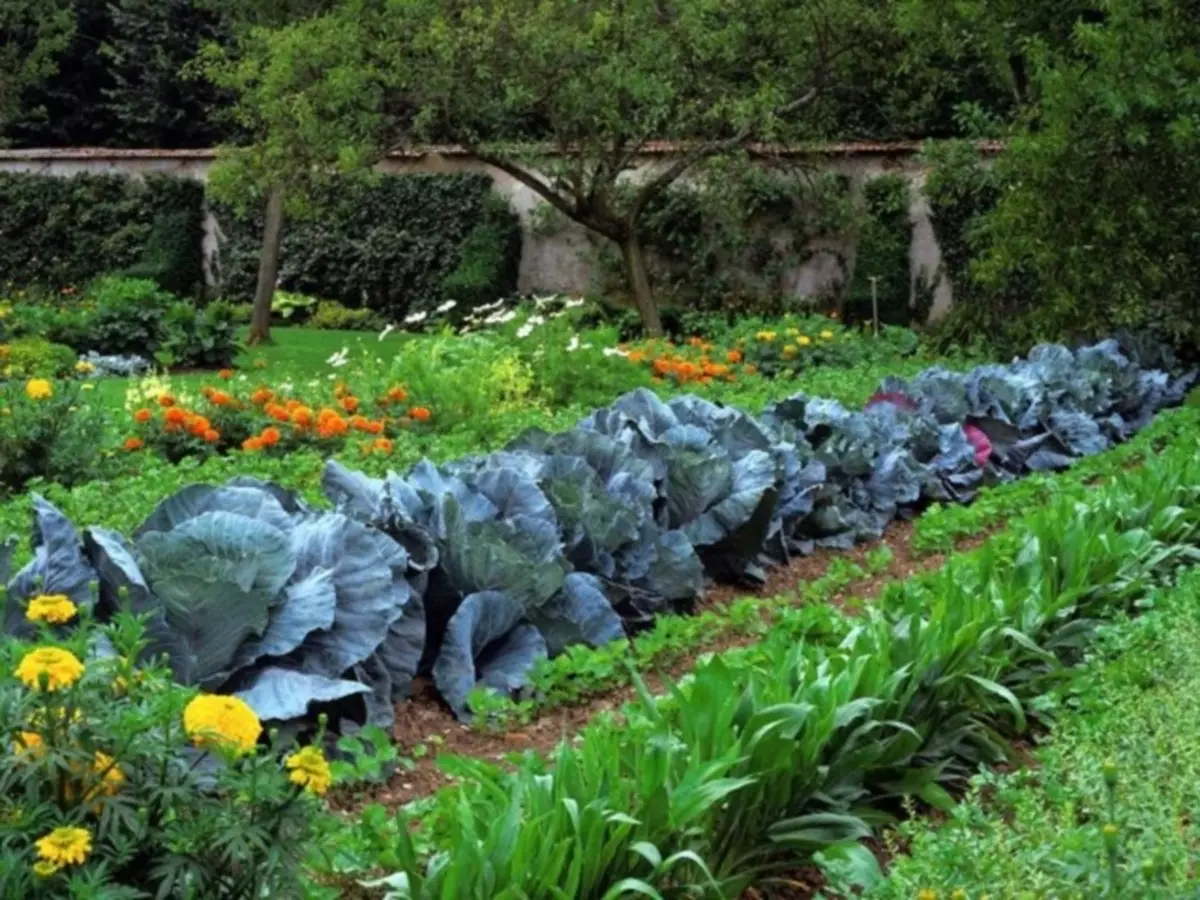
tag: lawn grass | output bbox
[88,327,409,410]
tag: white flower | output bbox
[564,297,585,309]
[485,310,518,325]
[327,347,350,368]
[516,324,534,339]
[533,294,558,308]
[404,311,428,324]
[279,381,295,393]
[378,324,396,341]
[435,300,458,314]
[477,298,506,312]
[566,335,581,352]
[603,347,629,358]
[527,315,546,326]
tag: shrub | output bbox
[440,195,523,311]
[308,299,383,331]
[214,174,522,321]
[0,173,205,294]
[85,276,178,357]
[0,611,331,899]
[0,339,78,379]
[156,299,240,370]
[0,379,110,495]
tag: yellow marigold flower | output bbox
[754,330,777,342]
[917,891,938,900]
[951,891,967,900]
[25,378,53,401]
[12,731,43,757]
[88,752,126,799]
[285,745,333,795]
[183,694,262,755]
[35,826,91,868]
[15,647,85,691]
[32,860,60,878]
[25,594,78,625]
[820,329,835,340]
[797,335,812,347]
[781,345,798,360]
[74,360,96,374]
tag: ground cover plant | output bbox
[309,426,1200,898]
[868,568,1200,899]
[1,339,1191,736]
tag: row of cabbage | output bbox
[1,340,1194,729]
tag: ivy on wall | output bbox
[567,157,864,316]
[0,171,205,293]
[843,174,929,327]
[212,174,521,319]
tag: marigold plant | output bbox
[0,608,336,898]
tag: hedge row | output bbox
[0,172,205,295]
[0,172,522,317]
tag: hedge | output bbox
[0,172,205,295]
[212,174,522,320]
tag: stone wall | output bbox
[0,142,1002,317]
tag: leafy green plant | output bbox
[270,290,318,322]
[307,299,383,331]
[0,378,111,496]
[0,338,77,379]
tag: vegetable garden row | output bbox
[2,339,1193,732]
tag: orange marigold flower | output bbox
[242,436,264,452]
[210,391,232,407]
[350,415,370,431]
[409,406,432,423]
[386,386,408,403]
[364,420,384,435]
[285,399,302,412]
[251,388,274,406]
[260,427,281,447]
[290,407,314,427]
[266,403,290,423]
[652,358,675,376]
[123,437,144,451]
[164,407,188,426]
[158,394,175,408]
[203,429,220,444]
[133,408,152,424]
[218,369,234,380]
[726,349,743,364]
[339,396,359,413]
[627,350,647,364]
[201,386,216,400]
[373,438,394,454]
[189,415,211,437]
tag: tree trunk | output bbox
[248,184,285,346]
[620,233,663,337]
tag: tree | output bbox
[977,0,1200,350]
[200,0,335,344]
[0,0,74,142]
[100,0,229,148]
[208,0,874,335]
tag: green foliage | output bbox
[122,207,207,296]
[270,289,318,322]
[0,0,75,139]
[307,300,382,331]
[844,175,925,327]
[0,338,77,379]
[580,161,860,315]
[869,569,1200,899]
[979,0,1200,354]
[0,613,332,898]
[1,277,239,370]
[0,378,111,497]
[440,195,523,311]
[213,174,521,320]
[0,173,206,294]
[99,0,227,148]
